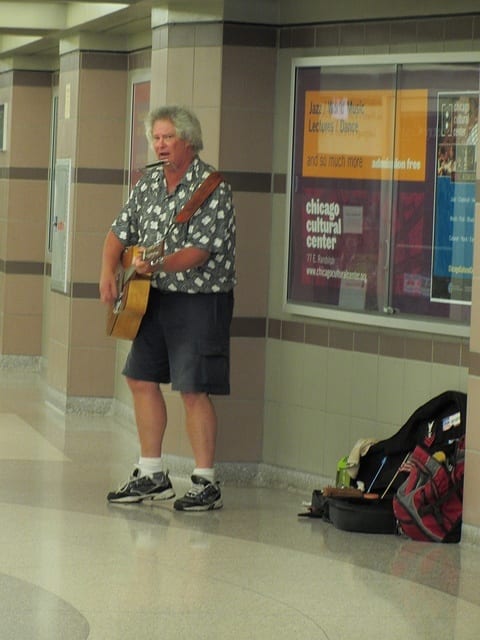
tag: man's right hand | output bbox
[99,231,125,305]
[99,271,118,305]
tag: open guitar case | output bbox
[327,496,399,534]
[308,489,398,534]
[305,391,467,535]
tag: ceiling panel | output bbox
[0,0,152,59]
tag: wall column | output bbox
[149,12,277,465]
[0,65,52,362]
[45,42,128,409]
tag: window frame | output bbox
[284,52,480,338]
[0,103,7,151]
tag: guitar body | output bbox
[106,246,152,340]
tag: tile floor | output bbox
[1,368,480,639]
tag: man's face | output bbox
[151,119,193,170]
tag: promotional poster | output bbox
[287,63,478,320]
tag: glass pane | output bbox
[287,64,397,313]
[390,64,479,324]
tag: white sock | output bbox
[138,457,163,477]
[193,467,215,483]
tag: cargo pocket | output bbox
[198,339,229,387]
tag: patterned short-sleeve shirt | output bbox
[111,156,236,293]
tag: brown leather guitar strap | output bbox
[174,171,224,224]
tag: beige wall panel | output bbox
[46,339,69,393]
[5,275,43,314]
[471,274,480,305]
[41,274,51,357]
[431,363,466,398]
[263,399,281,464]
[0,220,7,257]
[325,348,354,414]
[56,68,80,161]
[10,86,51,167]
[7,180,48,223]
[272,400,312,470]
[113,347,133,407]
[215,397,264,462]
[194,106,221,167]
[75,184,124,234]
[230,338,265,402]
[68,346,116,397]
[0,85,11,107]
[76,116,128,170]
[193,47,222,108]
[70,298,112,349]
[5,219,46,262]
[175,426,195,460]
[47,291,71,348]
[0,181,8,220]
[273,51,295,175]
[267,341,304,408]
[58,69,79,124]
[166,48,195,105]
[295,406,328,475]
[2,313,42,355]
[466,375,480,451]
[149,50,168,109]
[78,69,127,120]
[222,46,276,112]
[55,117,78,159]
[297,343,329,408]
[322,413,353,479]
[71,231,105,282]
[403,359,434,411]
[470,309,480,354]
[0,272,4,309]
[162,391,190,457]
[233,192,271,317]
[220,108,274,172]
[265,340,306,406]
[350,351,380,420]
[463,449,480,528]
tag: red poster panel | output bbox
[290,181,384,312]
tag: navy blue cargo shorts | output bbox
[123,288,234,395]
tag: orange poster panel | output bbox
[302,89,427,182]
[394,89,428,182]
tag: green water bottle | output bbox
[336,456,351,488]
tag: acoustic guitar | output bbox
[106,243,163,340]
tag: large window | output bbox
[285,55,480,336]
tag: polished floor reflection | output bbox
[1,368,480,639]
